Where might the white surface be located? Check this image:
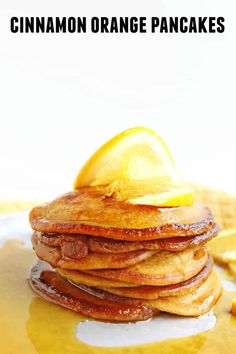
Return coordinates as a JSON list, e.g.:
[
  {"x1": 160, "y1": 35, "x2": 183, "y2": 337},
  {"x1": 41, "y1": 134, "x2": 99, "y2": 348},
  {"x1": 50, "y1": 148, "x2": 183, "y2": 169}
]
[
  {"x1": 0, "y1": 1, "x2": 236, "y2": 200},
  {"x1": 77, "y1": 314, "x2": 216, "y2": 347}
]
